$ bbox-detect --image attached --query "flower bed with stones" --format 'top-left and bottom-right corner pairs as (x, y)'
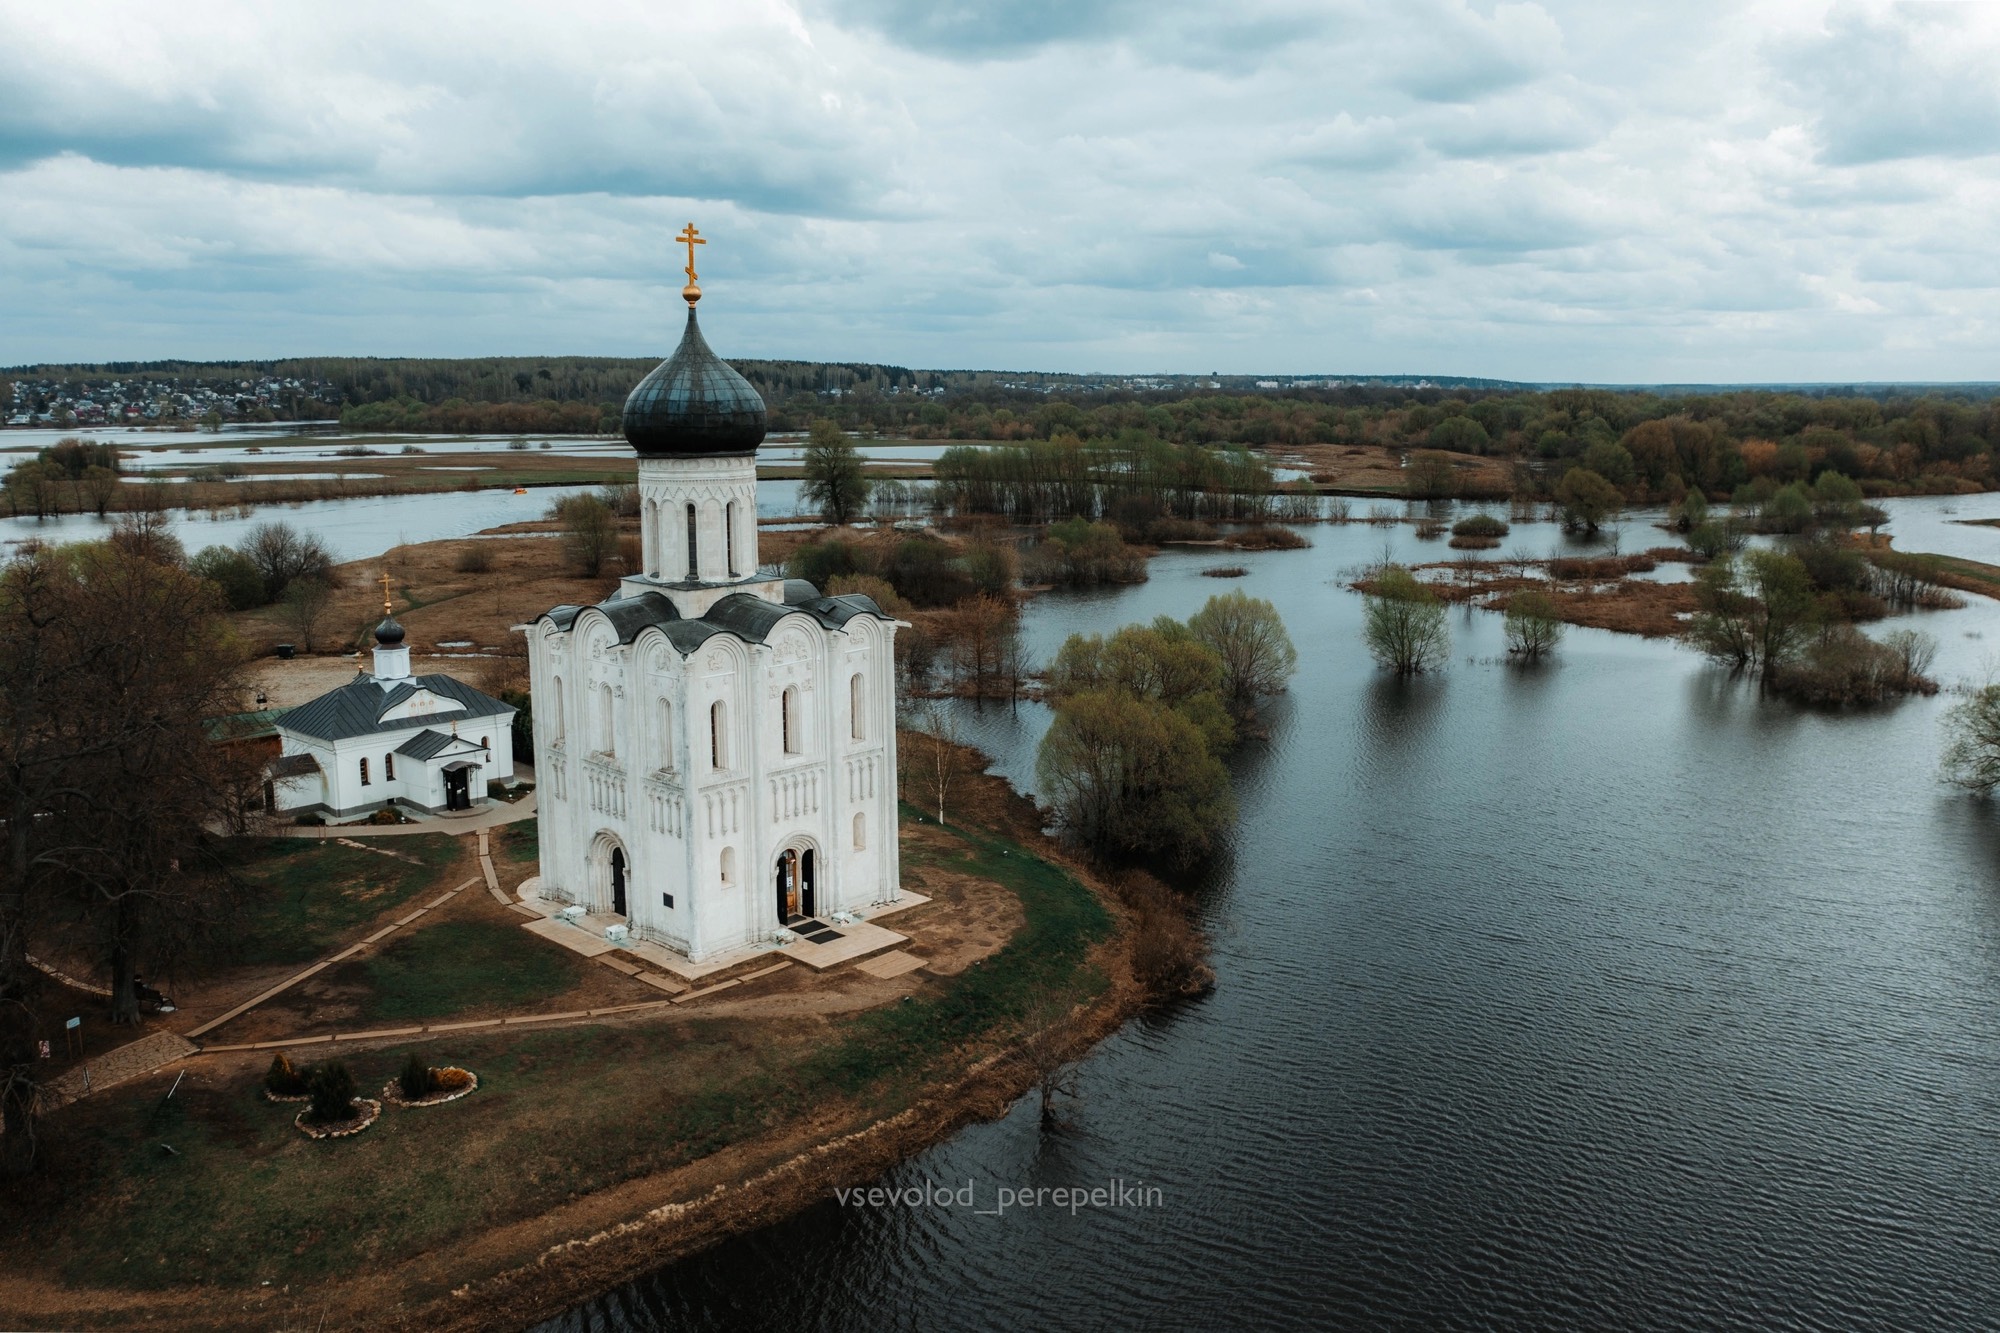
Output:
(294, 1098), (382, 1139)
(381, 1067), (478, 1109)
(262, 1088), (311, 1105)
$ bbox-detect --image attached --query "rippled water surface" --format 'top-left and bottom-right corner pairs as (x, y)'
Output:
(552, 502), (2000, 1332)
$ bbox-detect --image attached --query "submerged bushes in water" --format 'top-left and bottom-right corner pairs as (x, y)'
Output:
(1767, 625), (1939, 705)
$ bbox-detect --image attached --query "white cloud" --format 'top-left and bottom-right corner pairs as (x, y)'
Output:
(0, 0), (1995, 380)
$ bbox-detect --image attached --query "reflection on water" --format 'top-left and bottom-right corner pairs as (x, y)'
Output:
(549, 506), (2000, 1333)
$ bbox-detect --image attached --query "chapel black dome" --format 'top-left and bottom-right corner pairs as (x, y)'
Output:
(374, 617), (406, 646)
(621, 307), (767, 457)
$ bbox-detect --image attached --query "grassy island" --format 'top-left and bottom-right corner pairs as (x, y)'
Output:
(0, 768), (1135, 1331)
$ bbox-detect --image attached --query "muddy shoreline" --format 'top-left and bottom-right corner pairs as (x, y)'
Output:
(397, 948), (1146, 1333)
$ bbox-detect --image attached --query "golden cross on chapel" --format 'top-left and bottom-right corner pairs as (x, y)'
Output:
(379, 570), (393, 617)
(678, 222), (705, 305)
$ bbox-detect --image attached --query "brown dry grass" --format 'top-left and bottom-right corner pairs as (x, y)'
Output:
(1357, 556), (1699, 638)
(1268, 442), (1501, 496)
(232, 533), (621, 663)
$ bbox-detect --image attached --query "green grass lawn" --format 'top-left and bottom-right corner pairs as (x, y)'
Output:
(222, 836), (467, 968)
(35, 819), (1112, 1294)
(491, 819), (538, 868)
(340, 918), (585, 1022)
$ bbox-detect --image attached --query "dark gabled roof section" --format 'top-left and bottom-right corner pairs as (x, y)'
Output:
(268, 753), (320, 778)
(205, 708), (286, 743)
(394, 729), (456, 760)
(599, 591), (680, 644)
(277, 673), (515, 742)
(530, 588), (895, 658)
(535, 591), (678, 644)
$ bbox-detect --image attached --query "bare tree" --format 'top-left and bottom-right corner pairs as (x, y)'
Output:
(1015, 992), (1084, 1130)
(1943, 683), (2000, 796)
(241, 522), (335, 603)
(936, 593), (1016, 707)
(906, 698), (968, 826)
(80, 465), (120, 518)
(0, 541), (250, 1171)
(997, 618), (1031, 716)
(280, 576), (336, 653)
(555, 494), (618, 577)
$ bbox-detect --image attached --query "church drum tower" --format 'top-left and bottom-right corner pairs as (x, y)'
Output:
(525, 229), (902, 962)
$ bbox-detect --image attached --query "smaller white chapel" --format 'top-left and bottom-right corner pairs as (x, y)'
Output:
(268, 597), (517, 819)
(526, 228), (903, 963)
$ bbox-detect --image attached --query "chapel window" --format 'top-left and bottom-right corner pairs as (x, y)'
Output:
(359, 757), (370, 786)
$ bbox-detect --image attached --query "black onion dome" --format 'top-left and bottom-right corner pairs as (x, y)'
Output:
(622, 307), (767, 456)
(374, 617), (406, 646)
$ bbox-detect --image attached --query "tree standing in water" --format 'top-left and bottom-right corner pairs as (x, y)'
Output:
(1362, 566), (1449, 676)
(801, 417), (872, 526)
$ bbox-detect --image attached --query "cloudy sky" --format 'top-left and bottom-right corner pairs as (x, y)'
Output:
(2, 0), (1997, 382)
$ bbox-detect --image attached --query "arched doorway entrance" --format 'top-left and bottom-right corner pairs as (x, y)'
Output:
(775, 846), (816, 924)
(588, 831), (630, 919)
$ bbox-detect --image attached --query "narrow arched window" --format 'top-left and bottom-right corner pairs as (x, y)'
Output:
(658, 698), (674, 771)
(597, 684), (615, 756)
(853, 811), (866, 850)
(726, 501), (739, 578)
(359, 757), (370, 786)
(385, 753), (396, 782)
(552, 677), (565, 741)
(644, 499), (659, 577)
(850, 673), (865, 740)
(686, 502), (699, 580)
(782, 685), (801, 755)
(720, 846), (736, 886)
(710, 700), (727, 769)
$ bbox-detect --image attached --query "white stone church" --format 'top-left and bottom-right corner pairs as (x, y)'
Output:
(525, 268), (902, 963)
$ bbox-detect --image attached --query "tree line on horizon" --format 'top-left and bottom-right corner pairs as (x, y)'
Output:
(12, 358), (1998, 489)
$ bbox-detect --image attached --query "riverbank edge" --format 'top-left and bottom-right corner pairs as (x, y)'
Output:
(417, 944), (1144, 1333)
(0, 774), (1155, 1332)
(381, 822), (1149, 1332)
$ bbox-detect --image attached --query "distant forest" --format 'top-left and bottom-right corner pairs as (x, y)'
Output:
(9, 355), (2000, 499)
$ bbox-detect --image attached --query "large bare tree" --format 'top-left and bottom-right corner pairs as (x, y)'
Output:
(0, 532), (252, 1172)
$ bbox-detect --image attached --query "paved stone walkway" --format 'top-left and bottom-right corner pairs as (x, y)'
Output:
(27, 954), (111, 997)
(190, 958), (805, 1053)
(183, 875), (482, 1040)
(42, 1031), (199, 1111)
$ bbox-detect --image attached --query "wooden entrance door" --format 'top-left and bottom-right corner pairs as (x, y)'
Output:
(611, 847), (627, 917)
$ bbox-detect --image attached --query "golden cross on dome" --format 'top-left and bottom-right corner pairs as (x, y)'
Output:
(379, 570), (393, 617)
(677, 222), (705, 305)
